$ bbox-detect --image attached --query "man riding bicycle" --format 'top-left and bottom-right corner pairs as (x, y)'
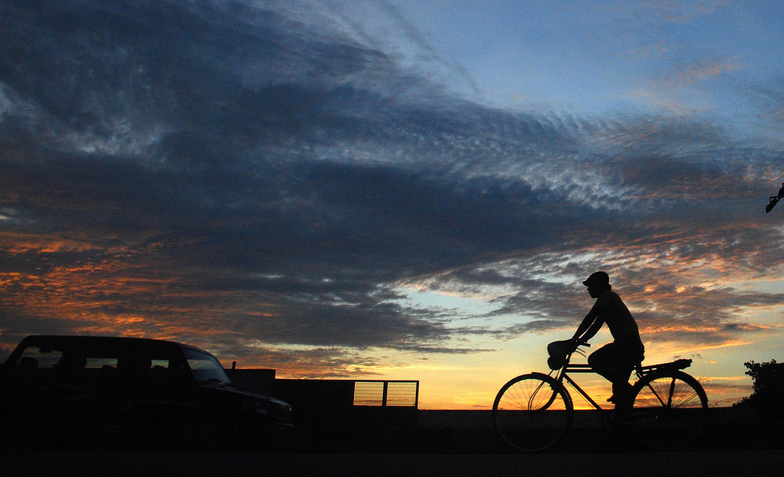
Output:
(567, 271), (645, 415)
(496, 274), (705, 450)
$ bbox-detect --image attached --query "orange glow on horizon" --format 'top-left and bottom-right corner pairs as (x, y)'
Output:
(0, 227), (780, 410)
(662, 340), (754, 356)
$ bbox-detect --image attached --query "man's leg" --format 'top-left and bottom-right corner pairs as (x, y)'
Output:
(587, 343), (619, 383)
(589, 343), (634, 403)
(610, 365), (634, 405)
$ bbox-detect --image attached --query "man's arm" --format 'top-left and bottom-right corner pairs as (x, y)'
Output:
(578, 315), (604, 343)
(572, 305), (604, 344)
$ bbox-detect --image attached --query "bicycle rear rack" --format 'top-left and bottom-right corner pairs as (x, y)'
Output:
(564, 358), (692, 375)
(636, 358), (692, 374)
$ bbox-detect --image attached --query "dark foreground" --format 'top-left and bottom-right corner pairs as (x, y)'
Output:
(3, 449), (784, 477)
(2, 409), (782, 476)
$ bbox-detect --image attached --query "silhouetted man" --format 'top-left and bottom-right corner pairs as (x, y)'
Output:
(766, 183), (784, 213)
(570, 271), (644, 418)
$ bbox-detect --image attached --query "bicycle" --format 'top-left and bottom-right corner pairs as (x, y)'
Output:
(492, 343), (709, 452)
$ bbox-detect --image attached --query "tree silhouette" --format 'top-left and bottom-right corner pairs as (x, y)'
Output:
(766, 183), (784, 212)
(739, 360), (784, 421)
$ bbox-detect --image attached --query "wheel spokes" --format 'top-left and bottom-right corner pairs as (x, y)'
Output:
(493, 375), (573, 451)
(632, 373), (707, 449)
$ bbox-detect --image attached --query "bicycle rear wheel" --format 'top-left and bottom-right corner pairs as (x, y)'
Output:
(631, 370), (708, 449)
(492, 373), (573, 451)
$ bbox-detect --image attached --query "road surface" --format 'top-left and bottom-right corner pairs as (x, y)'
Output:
(4, 449), (782, 476)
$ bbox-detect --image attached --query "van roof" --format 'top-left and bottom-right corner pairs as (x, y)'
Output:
(12, 335), (209, 355)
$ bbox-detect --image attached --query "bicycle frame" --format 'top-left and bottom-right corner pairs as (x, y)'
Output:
(553, 362), (606, 411)
(550, 350), (694, 412)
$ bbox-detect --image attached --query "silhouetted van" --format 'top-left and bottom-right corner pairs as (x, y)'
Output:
(0, 335), (292, 429)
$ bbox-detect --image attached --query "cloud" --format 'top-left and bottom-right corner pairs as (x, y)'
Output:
(667, 57), (742, 86)
(1, 0), (783, 376)
(746, 78), (784, 129)
(640, 0), (731, 24)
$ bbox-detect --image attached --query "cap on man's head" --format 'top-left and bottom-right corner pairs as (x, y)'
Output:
(583, 271), (610, 287)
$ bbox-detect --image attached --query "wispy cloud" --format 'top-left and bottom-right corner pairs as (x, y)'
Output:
(1, 0), (782, 382)
(641, 0), (731, 24)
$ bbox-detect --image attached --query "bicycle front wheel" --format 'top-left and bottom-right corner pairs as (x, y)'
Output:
(631, 370), (708, 450)
(492, 373), (573, 452)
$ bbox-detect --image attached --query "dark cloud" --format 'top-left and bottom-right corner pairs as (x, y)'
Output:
(1, 0), (783, 375)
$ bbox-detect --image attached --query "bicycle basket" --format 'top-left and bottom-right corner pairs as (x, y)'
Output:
(547, 340), (571, 370)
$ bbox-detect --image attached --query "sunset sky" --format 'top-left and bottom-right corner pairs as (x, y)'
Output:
(1, 0), (783, 409)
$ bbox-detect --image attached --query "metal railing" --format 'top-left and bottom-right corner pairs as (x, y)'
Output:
(353, 380), (419, 408)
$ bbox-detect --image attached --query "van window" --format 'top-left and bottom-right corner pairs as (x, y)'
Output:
(16, 346), (64, 369)
(85, 358), (119, 369)
(182, 349), (231, 386)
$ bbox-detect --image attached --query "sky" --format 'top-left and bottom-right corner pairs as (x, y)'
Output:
(1, 0), (783, 409)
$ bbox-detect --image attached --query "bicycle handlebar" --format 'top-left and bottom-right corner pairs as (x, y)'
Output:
(572, 340), (590, 349)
